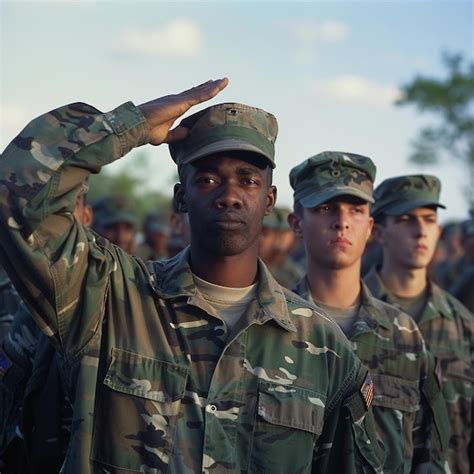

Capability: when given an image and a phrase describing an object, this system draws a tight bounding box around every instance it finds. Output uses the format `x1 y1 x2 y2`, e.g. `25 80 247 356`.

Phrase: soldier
365 174 474 474
0 79 384 473
92 194 138 254
136 210 171 261
288 152 449 472
0 186 92 473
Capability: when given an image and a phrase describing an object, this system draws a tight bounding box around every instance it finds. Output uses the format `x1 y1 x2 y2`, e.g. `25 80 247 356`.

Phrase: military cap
92 195 138 229
263 207 291 230
143 211 170 235
290 151 376 208
372 174 446 218
169 102 278 169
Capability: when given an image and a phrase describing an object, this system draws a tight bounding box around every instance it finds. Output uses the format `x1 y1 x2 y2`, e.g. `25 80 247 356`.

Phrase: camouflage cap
169 102 278 169
372 174 446 218
144 211 170 235
289 151 376 208
92 195 138 229
263 207 291 230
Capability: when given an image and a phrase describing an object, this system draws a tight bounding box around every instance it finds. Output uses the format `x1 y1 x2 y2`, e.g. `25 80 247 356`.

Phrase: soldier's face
104 222 137 255
380 207 441 269
176 154 276 257
289 196 373 270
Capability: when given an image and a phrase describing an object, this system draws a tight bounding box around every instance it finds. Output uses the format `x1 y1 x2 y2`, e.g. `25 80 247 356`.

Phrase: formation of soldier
0 78 472 473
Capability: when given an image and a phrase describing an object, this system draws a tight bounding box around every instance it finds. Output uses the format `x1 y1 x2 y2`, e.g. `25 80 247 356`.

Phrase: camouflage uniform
0 101 383 473
365 270 473 474
294 278 450 473
367 174 474 474
288 152 449 473
0 266 21 343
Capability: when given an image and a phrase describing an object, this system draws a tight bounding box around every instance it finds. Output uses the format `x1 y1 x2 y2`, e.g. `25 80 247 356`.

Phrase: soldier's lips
414 244 428 252
212 214 245 230
330 237 352 246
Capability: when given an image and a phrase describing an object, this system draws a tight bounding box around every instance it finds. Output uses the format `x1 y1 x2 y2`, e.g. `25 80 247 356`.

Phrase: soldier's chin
212 236 254 257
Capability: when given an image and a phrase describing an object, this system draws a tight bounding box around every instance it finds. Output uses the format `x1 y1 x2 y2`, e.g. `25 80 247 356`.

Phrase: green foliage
87 151 172 226
396 52 474 204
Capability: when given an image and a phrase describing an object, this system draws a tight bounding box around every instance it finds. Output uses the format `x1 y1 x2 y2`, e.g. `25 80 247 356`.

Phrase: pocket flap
258 381 326 435
371 373 420 412
104 348 188 402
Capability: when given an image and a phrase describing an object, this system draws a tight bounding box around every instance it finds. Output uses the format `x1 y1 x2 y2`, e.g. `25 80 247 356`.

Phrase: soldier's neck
189 246 259 288
306 263 361 308
379 258 427 298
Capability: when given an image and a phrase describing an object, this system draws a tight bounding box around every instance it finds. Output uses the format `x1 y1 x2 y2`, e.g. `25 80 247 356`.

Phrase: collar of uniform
148 248 296 332
358 281 392 330
420 280 454 322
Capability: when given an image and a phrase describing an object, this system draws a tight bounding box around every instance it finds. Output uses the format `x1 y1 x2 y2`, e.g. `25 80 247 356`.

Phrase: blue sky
1 0 472 222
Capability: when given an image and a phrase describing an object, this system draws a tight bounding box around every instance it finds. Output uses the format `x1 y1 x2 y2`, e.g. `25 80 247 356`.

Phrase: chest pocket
371 373 420 467
92 348 188 473
249 381 325 473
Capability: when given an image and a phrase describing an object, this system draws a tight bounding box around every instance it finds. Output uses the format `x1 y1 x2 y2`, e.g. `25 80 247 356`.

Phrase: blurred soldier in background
0 186 92 473
167 198 191 258
92 194 138 254
449 218 474 311
365 174 473 474
136 210 170 261
259 206 304 288
289 152 449 472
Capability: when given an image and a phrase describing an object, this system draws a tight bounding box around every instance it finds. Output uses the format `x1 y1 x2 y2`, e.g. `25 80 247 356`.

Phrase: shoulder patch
360 371 375 409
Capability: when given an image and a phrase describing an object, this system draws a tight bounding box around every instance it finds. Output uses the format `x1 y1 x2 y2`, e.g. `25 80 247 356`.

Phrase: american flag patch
0 347 12 379
360 372 375 409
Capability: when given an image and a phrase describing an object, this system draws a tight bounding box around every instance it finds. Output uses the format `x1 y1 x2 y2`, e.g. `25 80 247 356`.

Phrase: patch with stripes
360 372 374 409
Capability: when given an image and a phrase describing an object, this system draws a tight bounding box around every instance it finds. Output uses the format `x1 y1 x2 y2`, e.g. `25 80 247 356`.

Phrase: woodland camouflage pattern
0 101 384 473
365 270 474 474
293 278 450 473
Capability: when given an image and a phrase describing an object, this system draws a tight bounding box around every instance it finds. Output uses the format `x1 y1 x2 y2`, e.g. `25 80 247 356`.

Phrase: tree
395 52 474 207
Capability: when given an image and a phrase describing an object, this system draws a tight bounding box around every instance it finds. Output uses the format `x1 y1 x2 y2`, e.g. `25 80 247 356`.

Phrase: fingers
165 126 189 144
184 77 229 106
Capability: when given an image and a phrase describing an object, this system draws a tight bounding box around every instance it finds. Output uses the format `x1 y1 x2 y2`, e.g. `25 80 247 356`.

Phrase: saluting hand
138 78 229 146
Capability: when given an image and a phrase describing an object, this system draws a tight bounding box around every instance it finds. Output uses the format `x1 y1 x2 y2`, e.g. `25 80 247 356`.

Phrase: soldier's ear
264 185 277 215
173 183 188 213
288 212 303 240
371 223 384 244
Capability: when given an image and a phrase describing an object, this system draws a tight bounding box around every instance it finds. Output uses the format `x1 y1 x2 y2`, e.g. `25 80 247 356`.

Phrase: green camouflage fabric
0 272 73 472
169 102 278 169
289 151 376 209
293 278 450 473
371 175 446 219
365 269 474 474
0 101 384 473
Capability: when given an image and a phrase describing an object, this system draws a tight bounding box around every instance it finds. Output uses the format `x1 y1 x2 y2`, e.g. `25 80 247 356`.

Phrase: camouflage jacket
365 269 474 474
0 266 21 344
0 101 384 473
293 278 450 473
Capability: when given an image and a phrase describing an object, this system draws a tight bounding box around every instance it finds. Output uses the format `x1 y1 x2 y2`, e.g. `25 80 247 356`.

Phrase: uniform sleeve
312 367 385 474
0 102 149 355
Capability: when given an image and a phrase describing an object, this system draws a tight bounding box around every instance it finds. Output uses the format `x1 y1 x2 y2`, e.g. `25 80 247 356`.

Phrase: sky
1 0 473 223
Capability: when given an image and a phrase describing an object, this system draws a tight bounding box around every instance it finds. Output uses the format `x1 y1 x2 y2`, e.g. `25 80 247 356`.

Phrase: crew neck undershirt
389 290 428 323
192 273 257 332
308 293 360 337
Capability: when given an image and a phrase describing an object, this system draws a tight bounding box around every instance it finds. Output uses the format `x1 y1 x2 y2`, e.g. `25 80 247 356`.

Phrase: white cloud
310 75 401 106
115 19 203 58
287 20 349 44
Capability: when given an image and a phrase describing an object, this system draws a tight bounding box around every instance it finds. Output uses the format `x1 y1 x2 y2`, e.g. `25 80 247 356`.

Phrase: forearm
0 101 149 351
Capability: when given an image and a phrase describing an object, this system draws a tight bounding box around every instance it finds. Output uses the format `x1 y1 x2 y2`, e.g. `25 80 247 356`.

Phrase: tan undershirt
389 289 428 323
192 273 257 333
308 293 360 337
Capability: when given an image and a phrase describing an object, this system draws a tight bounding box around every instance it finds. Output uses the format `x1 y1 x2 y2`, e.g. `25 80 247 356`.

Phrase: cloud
115 19 203 58
310 75 401 106
287 20 349 44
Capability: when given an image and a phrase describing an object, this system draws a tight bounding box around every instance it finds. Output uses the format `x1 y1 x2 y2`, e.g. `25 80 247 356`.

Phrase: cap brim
299 186 374 208
177 139 275 169
382 199 446 216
